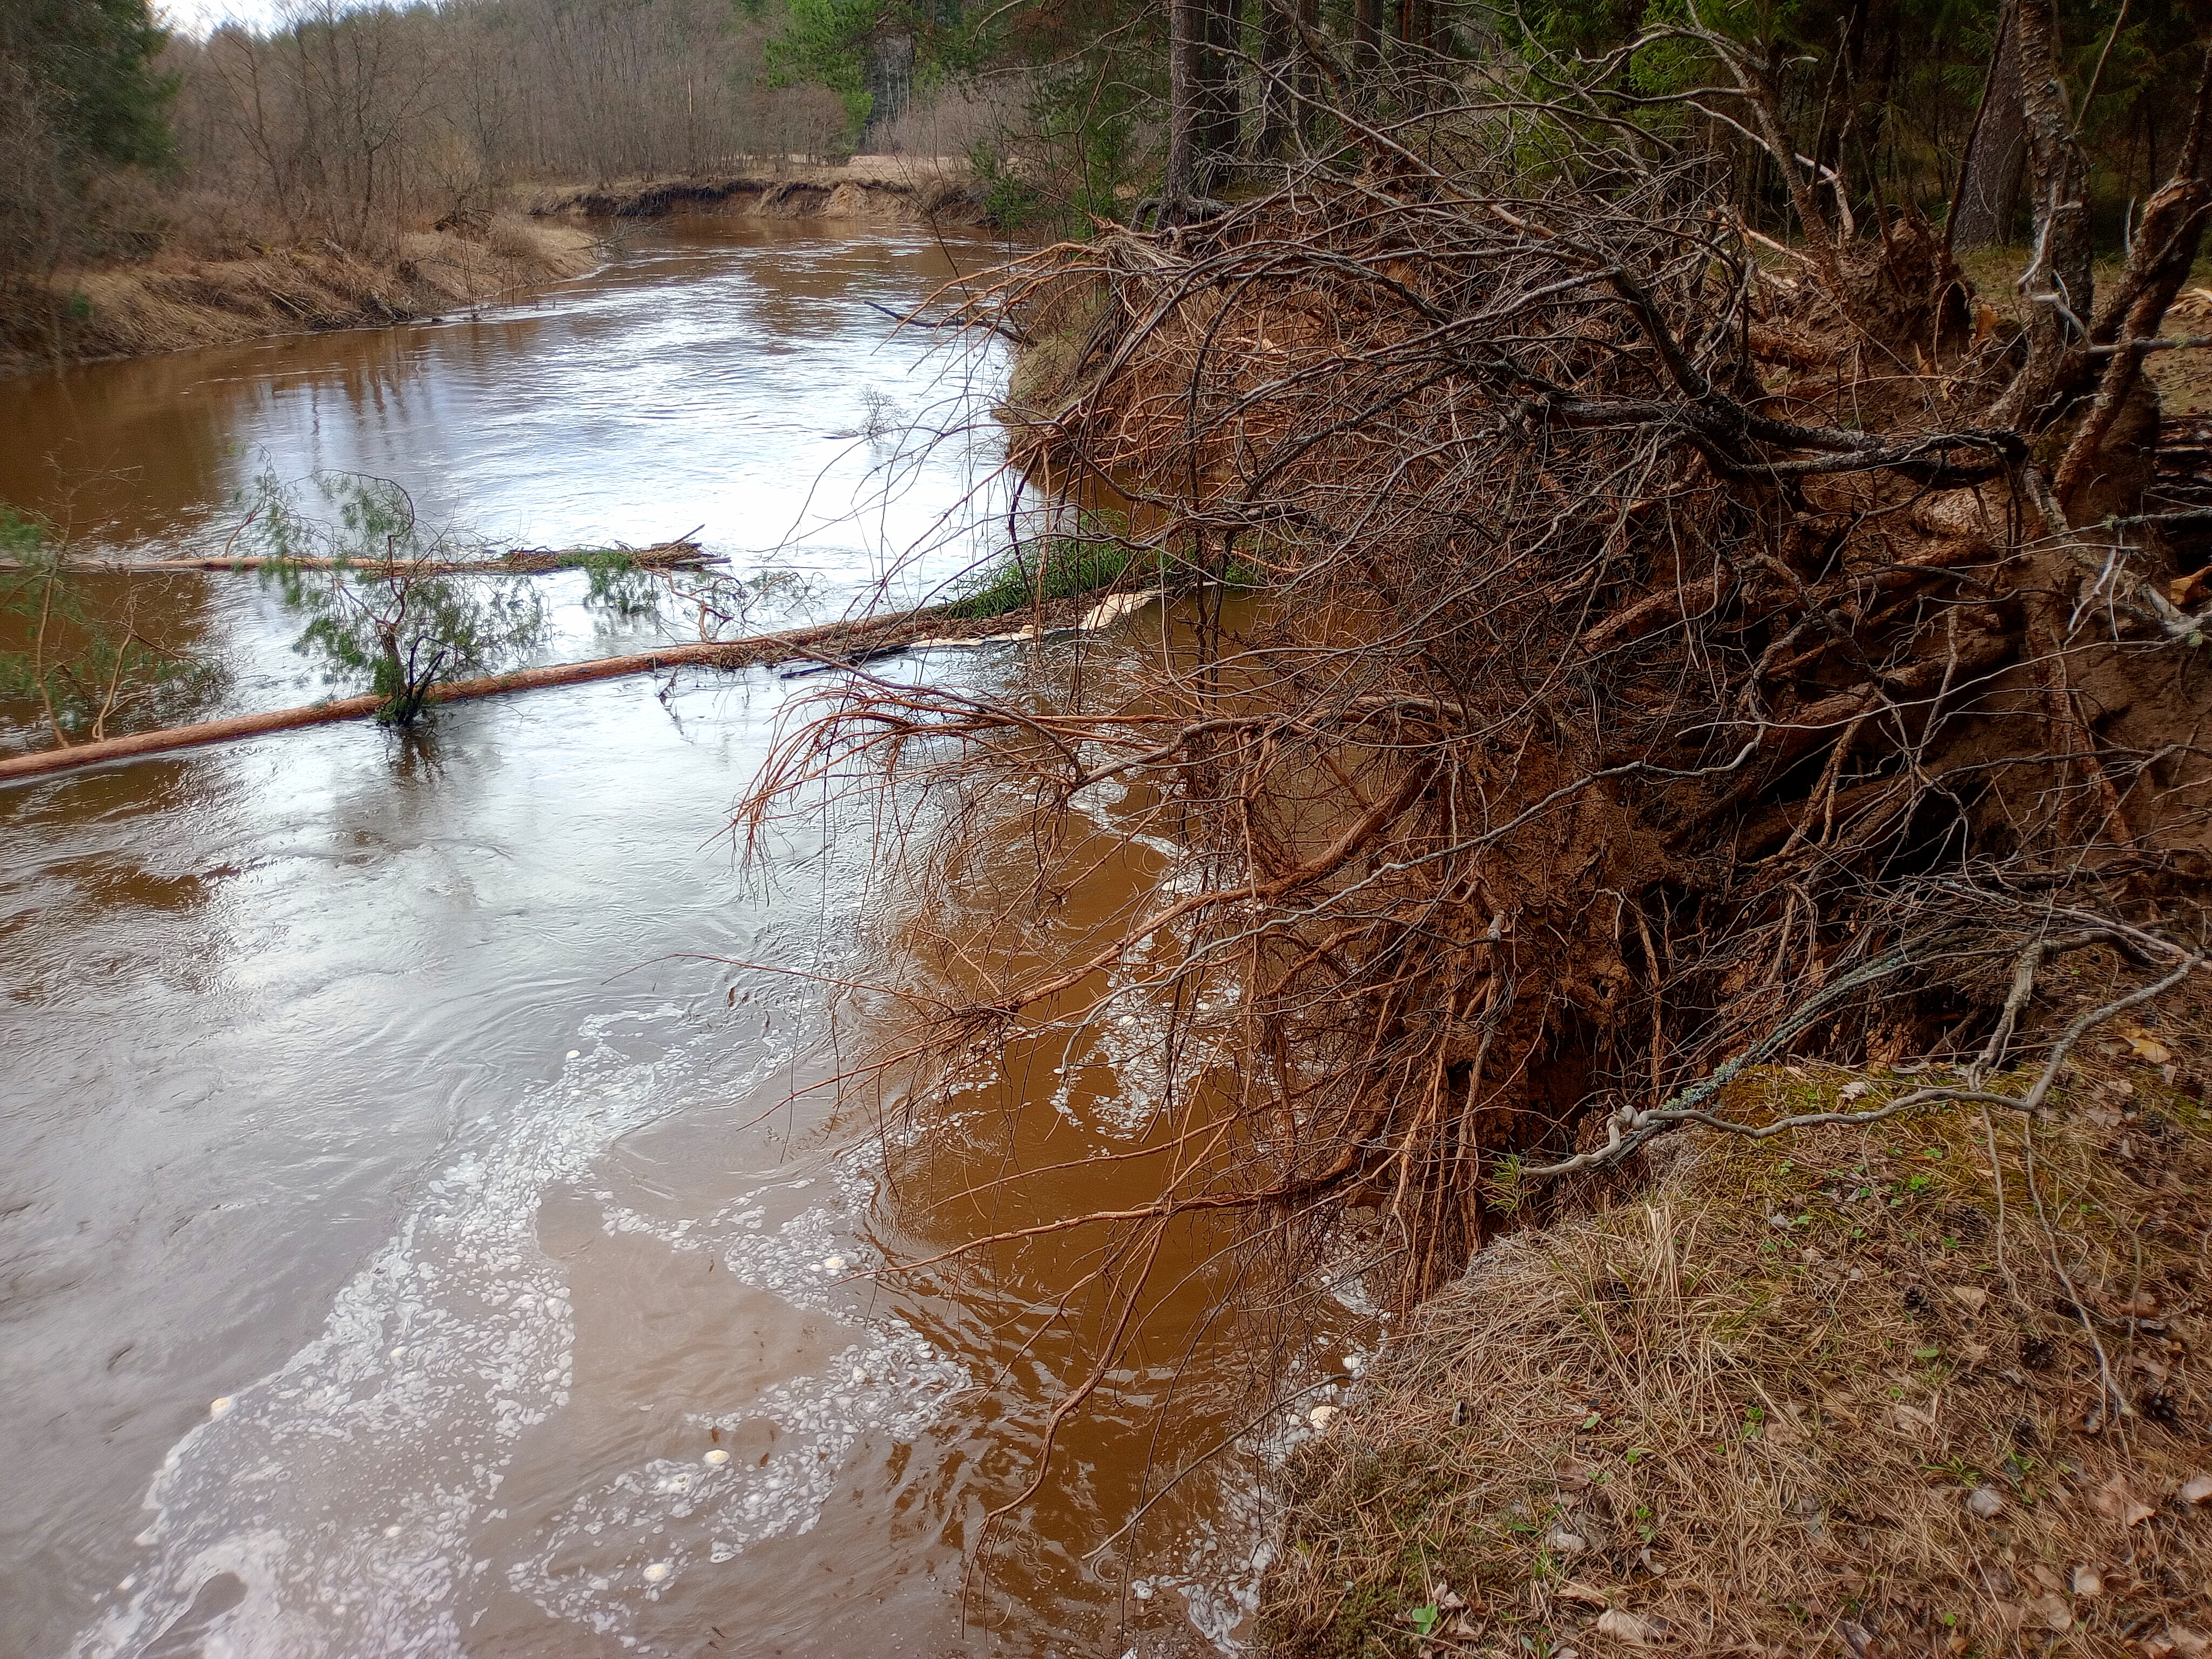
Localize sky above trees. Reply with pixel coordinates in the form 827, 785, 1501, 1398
159, 0, 312, 38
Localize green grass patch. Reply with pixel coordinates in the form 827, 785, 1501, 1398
942, 527, 1268, 623
942, 535, 1147, 621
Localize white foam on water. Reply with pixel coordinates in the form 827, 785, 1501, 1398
69, 991, 959, 1659
594, 1151, 879, 1312
1144, 1359, 1359, 1653
509, 1325, 966, 1636
497, 1141, 968, 1642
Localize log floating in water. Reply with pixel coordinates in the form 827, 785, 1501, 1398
0, 535, 720, 576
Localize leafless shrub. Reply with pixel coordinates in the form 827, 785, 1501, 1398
869, 76, 1033, 163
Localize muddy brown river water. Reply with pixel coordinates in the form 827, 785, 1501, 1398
0, 222, 1367, 1658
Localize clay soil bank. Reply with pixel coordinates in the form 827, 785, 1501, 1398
521, 153, 986, 224
3, 157, 986, 378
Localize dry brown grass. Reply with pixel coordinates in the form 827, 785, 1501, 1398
3, 221, 597, 373
1261, 972, 2212, 1658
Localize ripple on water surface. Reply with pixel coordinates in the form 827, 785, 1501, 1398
3, 223, 1302, 1659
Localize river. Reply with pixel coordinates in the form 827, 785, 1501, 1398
0, 220, 1365, 1658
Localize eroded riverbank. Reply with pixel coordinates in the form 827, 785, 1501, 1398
4, 158, 987, 379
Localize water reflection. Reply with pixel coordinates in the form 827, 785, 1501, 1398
0, 220, 1011, 579
0, 223, 1336, 1659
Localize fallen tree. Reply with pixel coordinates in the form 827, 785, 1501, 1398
729, 11, 2212, 1602
0, 601, 1077, 784
0, 535, 720, 577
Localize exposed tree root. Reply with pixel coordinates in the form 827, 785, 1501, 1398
734, 56, 2212, 1461
699, 51, 2212, 1621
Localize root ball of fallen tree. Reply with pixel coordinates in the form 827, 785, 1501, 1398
736, 48, 2212, 1616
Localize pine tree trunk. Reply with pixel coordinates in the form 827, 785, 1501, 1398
1949, 0, 2028, 252
1258, 0, 1295, 160
1196, 0, 1242, 188
1165, 0, 1201, 208
1353, 0, 1380, 81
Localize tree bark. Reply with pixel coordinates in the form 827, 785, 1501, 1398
1353, 0, 1380, 82
1196, 0, 1242, 187
1165, 0, 1202, 208
1993, 0, 2095, 430
0, 538, 715, 577
1258, 0, 1295, 160
1949, 0, 2028, 252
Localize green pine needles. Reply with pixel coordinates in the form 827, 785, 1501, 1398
1, 503, 222, 748
244, 471, 544, 727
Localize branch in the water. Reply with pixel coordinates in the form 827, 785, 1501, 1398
0, 601, 1082, 785
0, 534, 719, 577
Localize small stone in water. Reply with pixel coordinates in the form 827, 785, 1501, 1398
383, 1525, 401, 1538
208, 1397, 233, 1418
643, 1562, 672, 1584
822, 1255, 847, 1273
852, 1369, 869, 1384
567, 1049, 581, 1060
704, 1449, 730, 1466
1131, 1581, 1154, 1601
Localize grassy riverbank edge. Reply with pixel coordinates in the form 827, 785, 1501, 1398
1259, 1044, 2212, 1658
1, 218, 600, 378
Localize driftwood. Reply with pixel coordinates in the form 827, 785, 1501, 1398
0, 590, 1129, 785
0, 536, 719, 577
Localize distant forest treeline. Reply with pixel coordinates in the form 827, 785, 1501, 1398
920, 0, 2210, 237
164, 0, 859, 251
4, 0, 2206, 299
1, 0, 876, 308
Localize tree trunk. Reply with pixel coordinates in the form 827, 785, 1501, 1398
0, 604, 1073, 786
1196, 0, 1242, 188
1949, 0, 2028, 252
1258, 0, 1295, 160
1992, 0, 2095, 430
1298, 0, 1319, 135
1165, 0, 1201, 208
0, 538, 717, 577
1353, 0, 1380, 82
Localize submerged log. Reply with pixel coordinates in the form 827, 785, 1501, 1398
0, 536, 720, 577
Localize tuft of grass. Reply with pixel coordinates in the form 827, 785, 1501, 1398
1261, 1051, 2212, 1658
942, 535, 1147, 620
942, 522, 1269, 623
